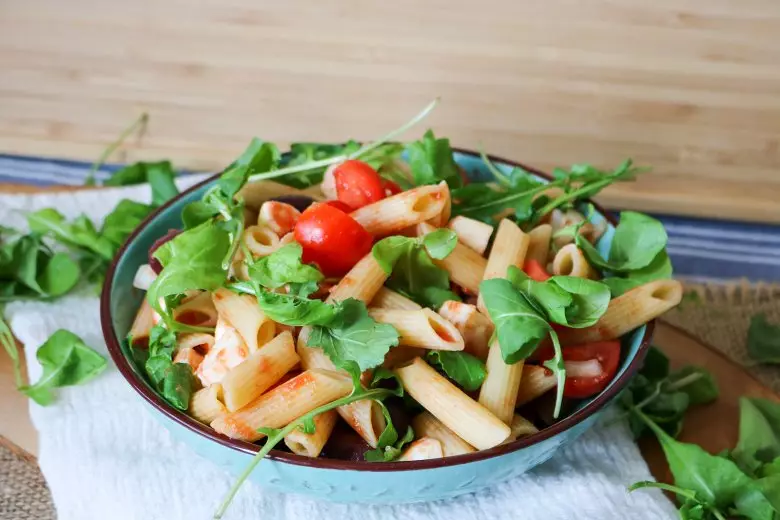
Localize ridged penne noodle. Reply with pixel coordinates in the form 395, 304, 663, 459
351, 182, 449, 236
507, 414, 539, 442
177, 333, 215, 354
190, 383, 227, 424
447, 216, 493, 255
478, 339, 524, 424
477, 218, 530, 313
132, 264, 157, 291
284, 409, 339, 457
243, 224, 281, 258
516, 364, 557, 406
398, 437, 444, 461
394, 357, 511, 450
212, 287, 275, 353
552, 243, 599, 279
437, 300, 493, 360
418, 222, 487, 294
211, 369, 352, 442
220, 331, 300, 412
129, 299, 155, 348
370, 287, 422, 311
411, 411, 476, 457
258, 201, 301, 236
550, 209, 606, 250
327, 253, 389, 304
238, 180, 324, 210
525, 224, 552, 265
173, 347, 205, 372
368, 308, 464, 351
558, 279, 683, 346
172, 291, 218, 329
426, 182, 451, 227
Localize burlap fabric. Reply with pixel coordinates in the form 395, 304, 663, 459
1, 281, 778, 520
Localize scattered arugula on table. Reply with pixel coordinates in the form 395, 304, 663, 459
426, 350, 486, 392
747, 314, 780, 365
371, 229, 461, 309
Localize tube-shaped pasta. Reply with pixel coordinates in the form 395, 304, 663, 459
516, 364, 557, 406
418, 222, 487, 294
133, 264, 157, 291
351, 182, 449, 236
437, 300, 493, 360
558, 279, 683, 346
552, 244, 598, 279
220, 331, 300, 412
177, 333, 215, 354
129, 299, 155, 348
212, 287, 275, 353
507, 414, 539, 442
243, 224, 281, 258
394, 357, 511, 450
173, 292, 218, 329
211, 369, 352, 442
398, 437, 444, 461
478, 339, 524, 425
239, 180, 324, 210
382, 346, 427, 369
427, 182, 451, 227
327, 253, 389, 304
284, 409, 339, 457
447, 216, 493, 255
368, 309, 464, 351
411, 411, 476, 457
370, 287, 422, 311
173, 348, 204, 372
525, 224, 552, 265
477, 219, 530, 313
258, 201, 301, 236
190, 384, 227, 424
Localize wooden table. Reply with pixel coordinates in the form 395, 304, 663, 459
1, 0, 780, 222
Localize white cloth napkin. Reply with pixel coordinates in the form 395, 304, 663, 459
1, 179, 678, 520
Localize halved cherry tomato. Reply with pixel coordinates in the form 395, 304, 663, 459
539, 340, 621, 398
524, 259, 551, 282
382, 179, 402, 196
324, 200, 353, 213
294, 202, 373, 276
333, 160, 386, 210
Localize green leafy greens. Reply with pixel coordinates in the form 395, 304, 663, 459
133, 325, 195, 411
747, 314, 780, 365
426, 350, 487, 391
405, 129, 463, 189
0, 232, 80, 301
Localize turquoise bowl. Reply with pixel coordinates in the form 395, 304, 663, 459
101, 149, 653, 504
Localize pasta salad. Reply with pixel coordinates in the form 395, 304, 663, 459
125, 102, 683, 517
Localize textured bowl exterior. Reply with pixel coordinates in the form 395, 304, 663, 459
102, 150, 652, 504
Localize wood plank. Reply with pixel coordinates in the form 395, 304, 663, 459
0, 0, 779, 222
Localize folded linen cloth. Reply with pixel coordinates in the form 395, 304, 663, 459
1, 179, 677, 520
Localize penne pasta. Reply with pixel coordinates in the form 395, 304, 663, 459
190, 383, 227, 424
382, 346, 427, 369
411, 411, 476, 457
128, 299, 156, 348
478, 339, 524, 425
552, 243, 598, 279
506, 414, 539, 442
284, 409, 339, 457
211, 369, 352, 442
176, 333, 215, 354
243, 224, 281, 258
220, 331, 300, 412
394, 357, 511, 450
173, 291, 219, 329
437, 300, 493, 360
525, 224, 552, 266
212, 287, 275, 353
327, 253, 389, 304
558, 279, 683, 346
173, 347, 205, 372
418, 222, 487, 294
258, 201, 301, 236
398, 437, 444, 461
132, 264, 157, 291
370, 287, 422, 311
351, 182, 449, 236
516, 364, 557, 406
368, 308, 464, 351
447, 216, 493, 255
238, 180, 324, 210
426, 182, 451, 227
550, 209, 606, 250
477, 218, 530, 313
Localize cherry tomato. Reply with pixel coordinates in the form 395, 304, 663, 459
324, 199, 353, 213
539, 340, 621, 398
524, 259, 551, 282
382, 179, 402, 196
333, 160, 386, 210
294, 202, 373, 276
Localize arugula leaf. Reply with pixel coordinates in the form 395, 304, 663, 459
247, 243, 323, 291
670, 366, 719, 405
37, 253, 81, 297
747, 314, 780, 365
421, 229, 458, 259
603, 251, 674, 297
365, 423, 414, 462
219, 139, 280, 198
28, 209, 116, 261
105, 161, 179, 205
141, 325, 195, 410
0, 234, 81, 301
451, 175, 546, 224
19, 329, 107, 405
733, 397, 780, 474
101, 199, 154, 248
307, 298, 399, 383
426, 350, 486, 391
578, 212, 667, 273
253, 290, 336, 326
0, 314, 22, 389
405, 130, 462, 189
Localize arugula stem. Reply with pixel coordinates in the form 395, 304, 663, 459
0, 315, 23, 388
711, 508, 727, 520
213, 387, 394, 519
246, 99, 439, 183
631, 371, 705, 414
533, 176, 613, 221
543, 329, 566, 419
479, 148, 512, 187
85, 113, 149, 185
627, 481, 698, 500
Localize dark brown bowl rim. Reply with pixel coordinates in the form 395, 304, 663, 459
101, 148, 654, 472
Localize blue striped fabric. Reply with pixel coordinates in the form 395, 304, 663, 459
1, 153, 778, 282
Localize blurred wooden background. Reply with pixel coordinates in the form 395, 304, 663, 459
1, 0, 779, 221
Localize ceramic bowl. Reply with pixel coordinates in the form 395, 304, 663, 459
101, 149, 653, 504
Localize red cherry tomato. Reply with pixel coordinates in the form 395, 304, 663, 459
333, 160, 386, 210
524, 259, 551, 282
324, 200, 353, 213
294, 202, 373, 276
382, 179, 402, 196
539, 341, 621, 398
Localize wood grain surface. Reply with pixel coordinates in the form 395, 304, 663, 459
1, 0, 780, 221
